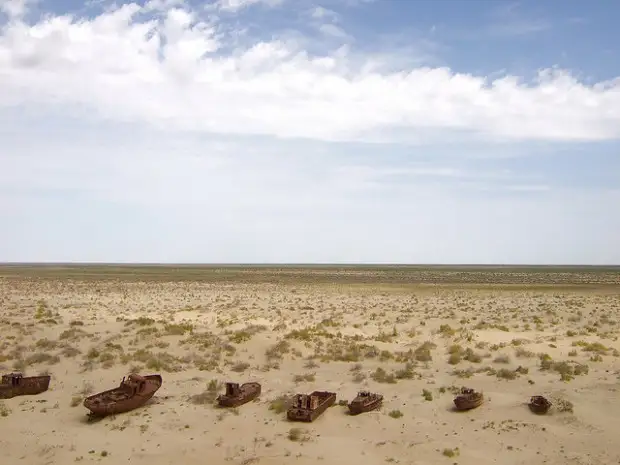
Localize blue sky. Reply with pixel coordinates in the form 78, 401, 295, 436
0, 0, 619, 264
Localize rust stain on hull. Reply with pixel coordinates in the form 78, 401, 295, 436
348, 391, 383, 415
83, 373, 162, 416
0, 373, 51, 399
217, 381, 261, 408
287, 391, 336, 422
528, 395, 552, 414
453, 387, 484, 411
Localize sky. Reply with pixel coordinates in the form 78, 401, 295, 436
0, 0, 619, 264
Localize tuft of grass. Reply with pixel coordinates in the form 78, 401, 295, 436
231, 362, 250, 373
388, 409, 403, 419
164, 323, 194, 336
554, 398, 574, 413
288, 427, 310, 442
0, 401, 10, 417
293, 372, 316, 383
442, 447, 460, 458
265, 340, 291, 361
414, 341, 435, 362
370, 367, 396, 384
269, 395, 292, 414
540, 358, 589, 382
496, 368, 517, 380
190, 379, 221, 405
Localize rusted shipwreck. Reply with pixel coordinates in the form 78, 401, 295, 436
0, 372, 51, 399
217, 382, 261, 408
287, 391, 336, 422
453, 387, 484, 411
83, 373, 162, 416
348, 391, 383, 415
528, 395, 552, 414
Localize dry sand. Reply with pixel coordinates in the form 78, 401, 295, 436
1, 269, 620, 465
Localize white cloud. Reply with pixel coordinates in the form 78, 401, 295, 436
0, 0, 31, 18
1, 113, 619, 263
215, 0, 283, 13
311, 6, 339, 21
0, 2, 618, 143
0, 1, 618, 264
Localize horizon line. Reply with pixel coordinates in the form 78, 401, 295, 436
1, 262, 619, 268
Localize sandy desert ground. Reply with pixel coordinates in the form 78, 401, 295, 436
1, 266, 619, 465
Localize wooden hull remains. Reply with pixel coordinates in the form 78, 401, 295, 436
287, 391, 336, 422
348, 392, 383, 415
453, 387, 484, 411
83, 374, 162, 416
217, 382, 261, 408
528, 396, 551, 414
0, 373, 51, 400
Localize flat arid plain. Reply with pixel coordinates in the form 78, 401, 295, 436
1, 265, 620, 465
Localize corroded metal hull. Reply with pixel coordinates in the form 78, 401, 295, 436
287, 391, 336, 422
83, 374, 162, 416
217, 382, 261, 408
528, 395, 551, 414
0, 374, 51, 399
453, 388, 483, 411
348, 392, 383, 415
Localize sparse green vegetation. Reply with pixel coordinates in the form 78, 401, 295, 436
269, 395, 292, 414
0, 264, 617, 464
442, 447, 460, 458
189, 379, 221, 405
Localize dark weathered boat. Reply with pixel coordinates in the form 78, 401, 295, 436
528, 395, 551, 414
83, 373, 162, 416
287, 391, 336, 422
0, 373, 51, 399
217, 382, 261, 408
348, 391, 383, 415
453, 387, 484, 411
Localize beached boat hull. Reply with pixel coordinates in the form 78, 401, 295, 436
287, 391, 336, 422
528, 396, 551, 414
453, 388, 484, 411
0, 373, 51, 400
348, 393, 383, 415
217, 382, 261, 408
83, 374, 162, 416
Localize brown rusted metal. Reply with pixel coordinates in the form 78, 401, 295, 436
0, 372, 51, 399
528, 395, 551, 414
83, 373, 162, 416
217, 381, 261, 408
348, 391, 383, 415
287, 390, 336, 422
453, 387, 484, 411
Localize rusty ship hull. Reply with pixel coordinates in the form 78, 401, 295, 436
83, 374, 162, 416
528, 396, 551, 414
217, 382, 261, 408
0, 373, 51, 399
453, 388, 484, 411
348, 392, 383, 415
287, 391, 336, 422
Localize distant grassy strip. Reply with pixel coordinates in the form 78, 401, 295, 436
0, 264, 618, 286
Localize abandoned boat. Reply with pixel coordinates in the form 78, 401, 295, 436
0, 372, 51, 399
528, 395, 552, 414
453, 387, 484, 411
347, 391, 383, 415
217, 382, 261, 408
287, 391, 336, 422
83, 373, 162, 416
